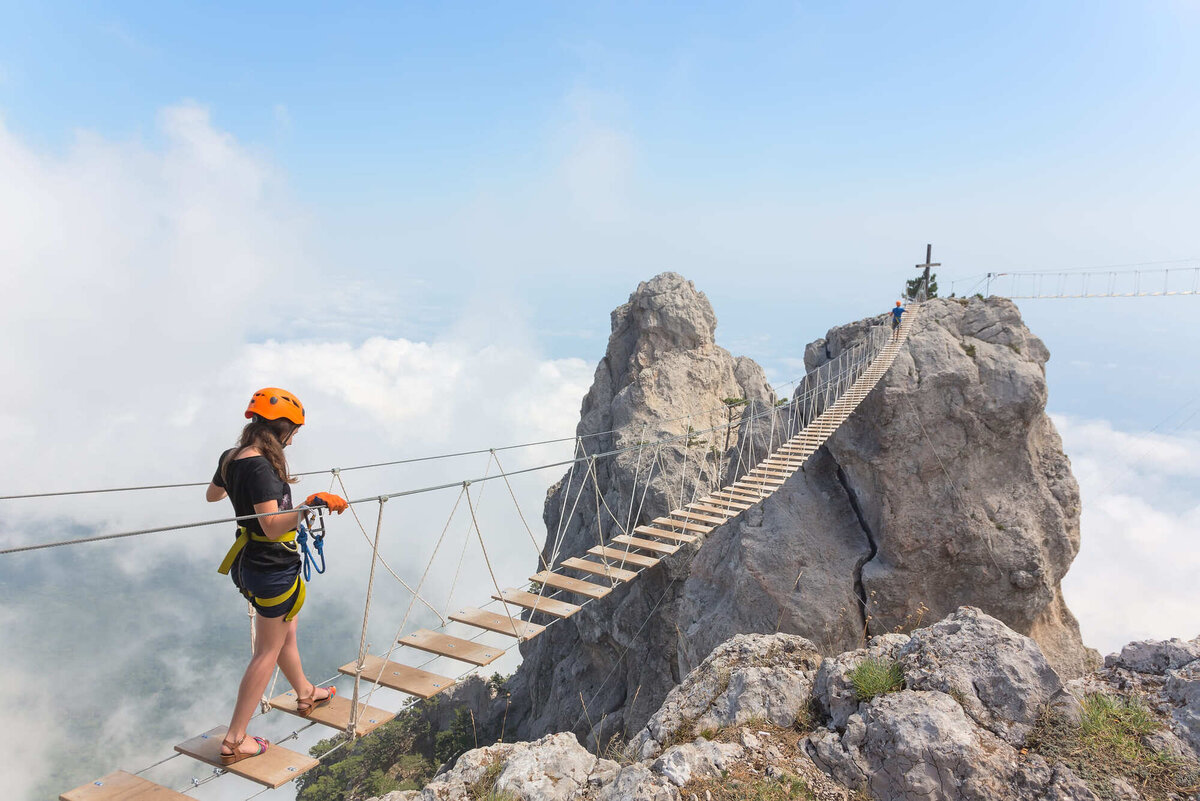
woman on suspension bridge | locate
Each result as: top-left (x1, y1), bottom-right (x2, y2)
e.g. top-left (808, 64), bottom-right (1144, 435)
top-left (205, 387), bottom-right (348, 764)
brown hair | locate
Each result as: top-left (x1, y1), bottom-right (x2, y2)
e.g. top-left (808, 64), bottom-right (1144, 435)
top-left (221, 417), bottom-right (299, 485)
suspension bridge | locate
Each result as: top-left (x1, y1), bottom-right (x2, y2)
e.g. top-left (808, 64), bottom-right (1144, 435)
top-left (45, 306), bottom-right (915, 799)
top-left (36, 264), bottom-right (1199, 800)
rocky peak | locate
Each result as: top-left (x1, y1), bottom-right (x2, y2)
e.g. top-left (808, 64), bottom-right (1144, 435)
top-left (502, 283), bottom-right (1094, 755)
top-left (605, 272), bottom-right (718, 385)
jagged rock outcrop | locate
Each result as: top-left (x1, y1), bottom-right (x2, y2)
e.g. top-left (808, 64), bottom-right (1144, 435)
top-left (807, 297), bottom-right (1095, 677)
top-left (376, 611), bottom-right (1200, 801)
top-left (503, 273), bottom-right (774, 746)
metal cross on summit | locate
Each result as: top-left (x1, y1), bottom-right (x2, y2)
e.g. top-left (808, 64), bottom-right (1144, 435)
top-left (915, 244), bottom-right (940, 301)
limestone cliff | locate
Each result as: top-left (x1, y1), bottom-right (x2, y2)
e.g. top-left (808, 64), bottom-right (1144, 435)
top-left (808, 296), bottom-right (1095, 677)
top-left (503, 272), bottom-right (775, 747)
top-left (503, 280), bottom-right (1094, 751)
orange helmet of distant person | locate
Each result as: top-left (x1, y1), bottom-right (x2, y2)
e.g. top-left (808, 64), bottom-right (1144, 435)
top-left (896, 301), bottom-right (902, 306)
top-left (245, 388), bottom-right (305, 426)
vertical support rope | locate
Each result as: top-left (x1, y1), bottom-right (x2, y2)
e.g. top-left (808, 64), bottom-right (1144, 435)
top-left (678, 415), bottom-right (692, 511)
top-left (465, 482), bottom-right (524, 638)
top-left (493, 450), bottom-right (549, 572)
top-left (349, 496), bottom-right (388, 739)
top-left (444, 455), bottom-right (495, 617)
top-left (623, 425), bottom-right (649, 539)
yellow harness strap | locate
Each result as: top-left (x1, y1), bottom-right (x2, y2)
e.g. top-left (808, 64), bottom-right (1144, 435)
top-left (217, 527), bottom-right (298, 575)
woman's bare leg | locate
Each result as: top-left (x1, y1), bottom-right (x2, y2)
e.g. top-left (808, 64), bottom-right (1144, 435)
top-left (274, 618), bottom-right (326, 703)
top-left (224, 613), bottom-right (290, 757)
top-left (274, 618), bottom-right (314, 695)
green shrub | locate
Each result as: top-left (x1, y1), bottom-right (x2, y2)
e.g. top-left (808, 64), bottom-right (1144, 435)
top-left (963, 343), bottom-right (976, 358)
top-left (435, 708), bottom-right (478, 764)
top-left (848, 657), bottom-right (904, 701)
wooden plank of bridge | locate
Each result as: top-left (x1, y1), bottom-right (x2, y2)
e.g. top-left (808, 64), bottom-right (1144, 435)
top-left (632, 525), bottom-right (698, 543)
top-left (739, 476), bottom-right (785, 486)
top-left (611, 534), bottom-right (679, 556)
top-left (61, 771), bottom-right (191, 801)
top-left (492, 588), bottom-right (582, 619)
top-left (450, 606), bottom-right (545, 639)
top-left (340, 655), bottom-right (455, 699)
top-left (560, 556), bottom-right (638, 583)
top-left (714, 488), bottom-right (767, 502)
top-left (697, 495), bottom-right (752, 510)
top-left (750, 467), bottom-right (792, 478)
top-left (531, 570), bottom-right (612, 599)
top-left (651, 517), bottom-right (712, 534)
top-left (175, 726), bottom-right (319, 788)
top-left (588, 545), bottom-right (659, 569)
top-left (662, 510), bottom-right (724, 527)
top-left (269, 691), bottom-right (395, 737)
top-left (668, 509), bottom-right (728, 526)
top-left (684, 502), bottom-right (741, 517)
top-left (399, 629), bottom-right (504, 666)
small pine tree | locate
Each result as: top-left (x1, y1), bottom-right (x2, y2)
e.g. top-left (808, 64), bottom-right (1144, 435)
top-left (906, 272), bottom-right (939, 300)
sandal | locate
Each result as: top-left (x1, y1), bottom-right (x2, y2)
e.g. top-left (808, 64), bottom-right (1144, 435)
top-left (220, 734), bottom-right (269, 765)
top-left (296, 685), bottom-right (336, 717)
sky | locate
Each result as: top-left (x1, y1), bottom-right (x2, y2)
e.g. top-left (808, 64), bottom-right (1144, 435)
top-left (1, 2), bottom-right (1198, 799)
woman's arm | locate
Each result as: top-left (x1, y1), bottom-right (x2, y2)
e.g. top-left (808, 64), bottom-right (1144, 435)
top-left (206, 483), bottom-right (227, 502)
top-left (253, 499), bottom-right (302, 540)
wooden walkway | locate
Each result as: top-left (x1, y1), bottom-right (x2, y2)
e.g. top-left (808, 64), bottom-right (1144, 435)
top-left (61, 310), bottom-right (916, 799)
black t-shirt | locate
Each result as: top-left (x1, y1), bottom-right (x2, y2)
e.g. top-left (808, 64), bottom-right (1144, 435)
top-left (213, 449), bottom-right (300, 572)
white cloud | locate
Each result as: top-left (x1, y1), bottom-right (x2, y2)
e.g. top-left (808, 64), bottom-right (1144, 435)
top-left (1055, 413), bottom-right (1200, 655)
top-left (0, 104), bottom-right (596, 800)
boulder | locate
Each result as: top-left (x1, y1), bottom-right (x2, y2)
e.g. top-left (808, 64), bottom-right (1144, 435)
top-left (804, 690), bottom-right (1097, 800)
top-left (1165, 660), bottom-right (1200, 760)
top-left (1106, 638), bottom-right (1200, 675)
top-left (651, 739), bottom-right (744, 787)
top-left (593, 764), bottom-right (681, 801)
top-left (631, 633), bottom-right (820, 759)
top-left (418, 732), bottom-right (612, 801)
top-left (899, 606), bottom-right (1065, 744)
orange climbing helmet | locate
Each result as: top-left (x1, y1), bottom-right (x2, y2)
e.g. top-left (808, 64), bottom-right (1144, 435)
top-left (896, 300), bottom-right (902, 306)
top-left (245, 387), bottom-right (305, 426)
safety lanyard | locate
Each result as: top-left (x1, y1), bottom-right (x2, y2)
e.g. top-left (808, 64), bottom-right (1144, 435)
top-left (297, 513), bottom-right (327, 581)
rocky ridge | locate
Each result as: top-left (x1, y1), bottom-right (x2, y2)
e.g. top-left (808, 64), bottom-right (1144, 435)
top-left (371, 608), bottom-right (1200, 800)
top-left (502, 275), bottom-right (1094, 751)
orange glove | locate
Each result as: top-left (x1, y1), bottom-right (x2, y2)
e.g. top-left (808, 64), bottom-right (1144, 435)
top-left (304, 492), bottom-right (348, 514)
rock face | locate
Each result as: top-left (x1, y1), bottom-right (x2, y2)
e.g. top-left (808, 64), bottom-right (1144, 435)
top-left (377, 611), bottom-right (1200, 801)
top-left (807, 297), bottom-right (1095, 678)
top-left (504, 284), bottom-right (1094, 751)
top-left (503, 273), bottom-right (775, 746)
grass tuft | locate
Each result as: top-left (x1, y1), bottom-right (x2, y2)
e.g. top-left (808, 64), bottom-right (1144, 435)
top-left (465, 759), bottom-right (519, 801)
top-left (1027, 693), bottom-right (1200, 800)
top-left (847, 657), bottom-right (905, 701)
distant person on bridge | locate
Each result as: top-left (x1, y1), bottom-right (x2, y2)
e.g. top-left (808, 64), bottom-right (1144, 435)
top-left (205, 387), bottom-right (349, 765)
top-left (891, 301), bottom-right (905, 338)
